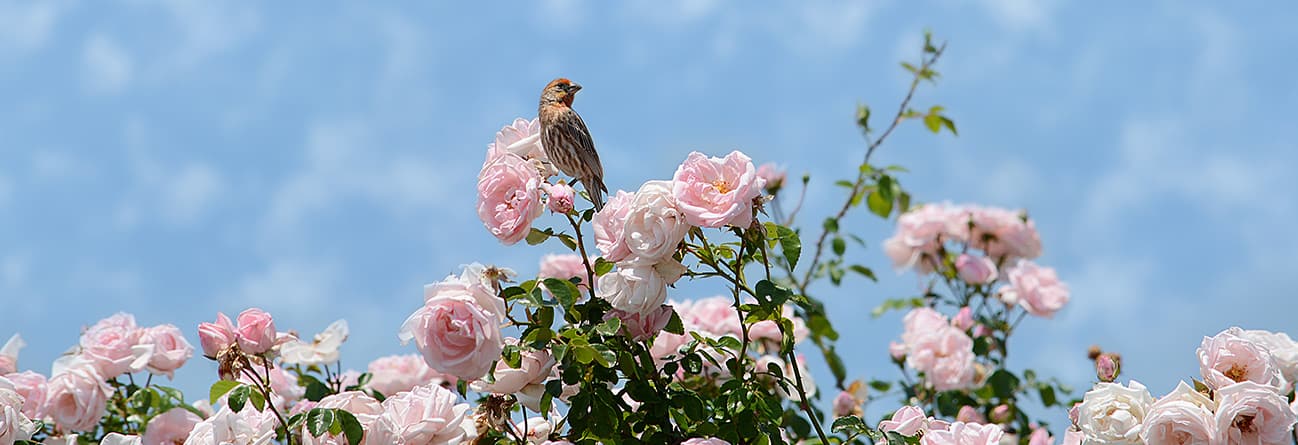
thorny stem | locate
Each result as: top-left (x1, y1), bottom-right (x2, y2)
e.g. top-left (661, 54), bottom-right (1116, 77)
top-left (760, 235), bottom-right (832, 445)
top-left (797, 41), bottom-right (947, 294)
top-left (564, 213), bottom-right (599, 303)
top-left (247, 360), bottom-right (294, 445)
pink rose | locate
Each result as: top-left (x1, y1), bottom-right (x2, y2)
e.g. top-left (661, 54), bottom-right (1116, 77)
top-left (674, 296), bottom-right (741, 338)
top-left (477, 152), bottom-right (544, 245)
top-left (921, 422), bottom-right (1003, 445)
top-left (1076, 380), bottom-right (1155, 443)
top-left (235, 308), bottom-right (278, 355)
top-left (906, 327), bottom-right (976, 391)
top-left (889, 342), bottom-right (907, 361)
top-left (671, 151), bottom-right (765, 228)
top-left (1096, 354), bottom-right (1119, 383)
top-left (951, 307), bottom-right (975, 331)
top-left (539, 253), bottom-right (589, 290)
top-left (0, 378), bottom-right (38, 444)
top-left (832, 390), bottom-right (863, 417)
top-left (880, 406), bottom-right (931, 436)
top-left (1215, 381), bottom-right (1296, 444)
top-left (682, 438), bottom-right (732, 445)
top-left (367, 354), bottom-right (454, 397)
top-left (544, 182), bottom-right (576, 214)
top-left (46, 359), bottom-right (112, 432)
top-left (399, 294), bottom-right (504, 380)
top-left (623, 180), bottom-right (691, 262)
top-left (471, 338), bottom-right (554, 394)
top-left (185, 405), bottom-right (278, 445)
top-left (955, 254), bottom-right (998, 285)
top-left (1061, 430), bottom-right (1082, 445)
top-left (956, 406), bottom-right (985, 424)
top-left (999, 260), bottom-right (1069, 318)
top-left (1026, 428), bottom-right (1053, 445)
top-left (989, 404), bottom-right (1011, 424)
top-left (137, 324), bottom-right (194, 378)
top-left (595, 260), bottom-right (686, 315)
top-left (306, 392), bottom-right (385, 445)
top-left (883, 204), bottom-right (967, 273)
top-left (487, 118), bottom-right (547, 166)
top-left (101, 433), bottom-right (142, 445)
top-left (426, 263), bottom-right (510, 322)
top-left (1140, 382), bottom-right (1215, 445)
top-left (592, 190), bottom-right (636, 262)
top-left (0, 334), bottom-right (24, 375)
top-left (79, 313), bottom-right (152, 377)
top-left (749, 305), bottom-right (809, 347)
top-left (1198, 327), bottom-right (1285, 392)
top-left (756, 162), bottom-right (786, 194)
top-left (197, 313), bottom-right (237, 358)
top-left (5, 371), bottom-right (46, 419)
top-left (606, 305), bottom-right (674, 342)
top-left (902, 308), bottom-right (949, 345)
top-left (379, 384), bottom-right (471, 444)
top-left (1240, 330), bottom-right (1298, 391)
top-left (142, 407), bottom-right (202, 445)
top-left (650, 330), bottom-right (693, 363)
top-left (967, 206), bottom-right (1041, 262)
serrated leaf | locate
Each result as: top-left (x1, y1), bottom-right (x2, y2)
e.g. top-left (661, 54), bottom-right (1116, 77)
top-left (306, 408), bottom-right (335, 438)
top-left (543, 278), bottom-right (580, 309)
top-left (665, 311), bottom-right (685, 335)
top-left (593, 257), bottom-right (614, 276)
top-left (831, 415), bottom-right (868, 435)
top-left (228, 385), bottom-right (249, 412)
top-left (209, 380), bottom-right (240, 405)
top-left (775, 225), bottom-right (801, 271)
top-left (337, 409), bottom-right (364, 444)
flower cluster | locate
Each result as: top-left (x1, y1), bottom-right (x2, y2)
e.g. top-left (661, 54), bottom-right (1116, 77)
top-left (1071, 327), bottom-right (1298, 444)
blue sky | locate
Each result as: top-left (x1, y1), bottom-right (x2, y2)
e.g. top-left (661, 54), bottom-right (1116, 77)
top-left (2, 0), bottom-right (1296, 426)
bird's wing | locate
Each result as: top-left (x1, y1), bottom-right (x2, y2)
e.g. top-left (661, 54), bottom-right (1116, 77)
top-left (564, 110), bottom-right (605, 185)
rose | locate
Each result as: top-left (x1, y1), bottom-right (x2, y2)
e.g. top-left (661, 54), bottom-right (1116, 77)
top-left (832, 390), bottom-right (864, 417)
top-left (1214, 381), bottom-right (1297, 445)
top-left (671, 151), bottom-right (765, 228)
top-left (595, 260), bottom-right (686, 315)
top-left (906, 326), bottom-right (976, 391)
top-left (197, 313), bottom-right (237, 358)
top-left (883, 204), bottom-right (966, 272)
top-left (623, 180), bottom-right (691, 262)
top-left (650, 330), bottom-right (693, 363)
top-left (682, 438), bottom-right (732, 445)
top-left (184, 405), bottom-right (278, 445)
top-left (101, 433), bottom-right (142, 445)
top-left (920, 422), bottom-right (1003, 445)
top-left (999, 260), bottom-right (1069, 318)
top-left (477, 152), bottom-right (544, 245)
top-left (45, 358), bottom-right (113, 432)
top-left (4, 371), bottom-right (46, 419)
top-left (471, 338), bottom-right (554, 394)
top-left (968, 206), bottom-right (1041, 261)
top-left (426, 264), bottom-right (510, 322)
top-left (606, 305), bottom-right (674, 342)
top-left (1140, 382), bottom-right (1215, 445)
top-left (1197, 327), bottom-right (1285, 392)
top-left (1060, 430), bottom-right (1082, 445)
top-left (544, 182), bottom-right (576, 214)
top-left (879, 405), bottom-right (931, 436)
top-left (539, 253), bottom-right (589, 290)
top-left (380, 384), bottom-right (471, 445)
top-left (79, 312), bottom-right (152, 377)
top-left (142, 407), bottom-right (202, 445)
top-left (956, 406), bottom-right (985, 424)
top-left (280, 319), bottom-right (348, 366)
top-left (756, 162), bottom-right (786, 194)
top-left (488, 118), bottom-right (547, 165)
top-left (1240, 329), bottom-right (1298, 390)
top-left (951, 306), bottom-right (975, 331)
top-left (989, 404), bottom-right (1012, 424)
top-left (675, 296), bottom-right (741, 337)
top-left (955, 254), bottom-right (997, 285)
top-left (1076, 380), bottom-right (1155, 444)
top-left (137, 324), bottom-right (194, 378)
top-left (889, 342), bottom-right (907, 361)
top-left (366, 354), bottom-right (454, 397)
top-left (0, 378), bottom-right (38, 444)
top-left (592, 190), bottom-right (636, 262)
top-left (234, 308), bottom-right (278, 355)
top-left (749, 305), bottom-right (809, 346)
top-left (1096, 354), bottom-right (1119, 382)
top-left (399, 293), bottom-right (504, 381)
top-left (0, 334), bottom-right (24, 375)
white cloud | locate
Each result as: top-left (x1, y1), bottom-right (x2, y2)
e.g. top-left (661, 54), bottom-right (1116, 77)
top-left (266, 120), bottom-right (446, 232)
top-left (161, 163), bottom-right (223, 224)
top-left (977, 0), bottom-right (1054, 32)
top-left (116, 119), bottom-right (226, 228)
top-left (30, 150), bottom-right (95, 182)
top-left (0, 0), bottom-right (66, 55)
top-left (82, 34), bottom-right (133, 94)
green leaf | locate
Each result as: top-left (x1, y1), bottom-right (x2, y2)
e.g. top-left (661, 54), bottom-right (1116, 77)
top-left (304, 376), bottom-right (331, 402)
top-left (248, 387), bottom-right (266, 411)
top-left (337, 409), bottom-right (364, 445)
top-left (594, 257), bottom-right (614, 276)
top-left (849, 265), bottom-right (877, 281)
top-left (869, 379), bottom-right (892, 392)
top-left (306, 408), bottom-right (336, 438)
top-left (1039, 385), bottom-right (1058, 407)
top-left (832, 237), bottom-right (846, 256)
top-left (227, 385), bottom-right (249, 412)
top-left (831, 415), bottom-right (869, 435)
top-left (941, 116), bottom-right (958, 135)
top-left (665, 311), bottom-right (684, 335)
top-left (867, 190), bottom-right (893, 218)
top-left (543, 278), bottom-right (580, 309)
top-left (988, 369), bottom-right (1021, 399)
top-left (595, 317), bottom-right (622, 336)
top-left (209, 380), bottom-right (240, 405)
top-left (525, 228), bottom-right (551, 245)
top-left (754, 280), bottom-right (792, 307)
top-left (822, 217), bottom-right (839, 233)
top-left (557, 234), bottom-right (578, 250)
top-left (856, 104), bottom-right (871, 132)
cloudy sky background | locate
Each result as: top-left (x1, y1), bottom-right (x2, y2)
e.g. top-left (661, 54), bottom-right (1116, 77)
top-left (3, 0), bottom-right (1296, 428)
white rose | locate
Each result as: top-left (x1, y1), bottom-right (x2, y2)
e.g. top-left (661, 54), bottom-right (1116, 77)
top-left (471, 338), bottom-right (555, 395)
top-left (101, 433), bottom-right (144, 445)
top-left (596, 260), bottom-right (686, 315)
top-left (184, 406), bottom-right (278, 445)
top-left (1241, 329), bottom-right (1298, 390)
top-left (1140, 382), bottom-right (1216, 445)
top-left (0, 378), bottom-right (38, 444)
top-left (621, 180), bottom-right (691, 263)
top-left (280, 319), bottom-right (349, 366)
top-left (1077, 380), bottom-right (1155, 444)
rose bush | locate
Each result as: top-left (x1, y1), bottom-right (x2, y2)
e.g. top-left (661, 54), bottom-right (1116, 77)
top-left (4, 32), bottom-right (1298, 445)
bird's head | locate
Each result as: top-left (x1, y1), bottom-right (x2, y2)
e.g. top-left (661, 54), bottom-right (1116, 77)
top-left (541, 78), bottom-right (581, 106)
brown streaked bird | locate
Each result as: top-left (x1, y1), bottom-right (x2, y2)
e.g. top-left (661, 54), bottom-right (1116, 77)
top-left (538, 78), bottom-right (608, 211)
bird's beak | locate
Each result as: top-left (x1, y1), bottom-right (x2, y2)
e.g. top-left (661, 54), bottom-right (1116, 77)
top-left (567, 83), bottom-right (582, 93)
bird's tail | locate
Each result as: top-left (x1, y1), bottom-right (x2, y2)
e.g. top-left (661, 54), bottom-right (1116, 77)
top-left (586, 177), bottom-right (608, 212)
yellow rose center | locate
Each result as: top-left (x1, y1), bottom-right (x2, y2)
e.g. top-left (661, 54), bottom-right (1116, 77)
top-left (712, 179), bottom-right (733, 194)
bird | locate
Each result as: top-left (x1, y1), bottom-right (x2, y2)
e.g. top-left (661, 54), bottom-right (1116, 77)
top-left (538, 78), bottom-right (608, 211)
